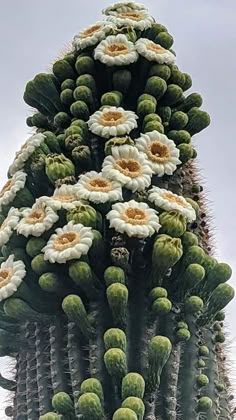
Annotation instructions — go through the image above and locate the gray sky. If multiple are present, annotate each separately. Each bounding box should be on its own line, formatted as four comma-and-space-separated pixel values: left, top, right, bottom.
0, 0, 236, 416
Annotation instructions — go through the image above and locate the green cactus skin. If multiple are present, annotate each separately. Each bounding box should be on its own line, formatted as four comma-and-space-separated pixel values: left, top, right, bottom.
0, 4, 234, 420
0, 373, 16, 391
35, 323, 53, 416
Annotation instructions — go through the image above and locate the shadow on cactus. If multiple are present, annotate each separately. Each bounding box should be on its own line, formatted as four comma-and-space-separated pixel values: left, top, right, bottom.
0, 1, 234, 419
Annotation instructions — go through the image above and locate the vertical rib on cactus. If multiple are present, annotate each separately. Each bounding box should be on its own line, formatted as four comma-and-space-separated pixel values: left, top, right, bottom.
25, 323, 39, 419
14, 354, 27, 420
35, 322, 53, 415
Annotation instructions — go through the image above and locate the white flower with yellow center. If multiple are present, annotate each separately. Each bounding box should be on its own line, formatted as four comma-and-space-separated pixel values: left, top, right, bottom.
76, 171, 123, 204
0, 255, 26, 302
135, 38, 176, 64
103, 1, 147, 15
0, 208, 20, 247
106, 10, 154, 31
88, 106, 138, 139
94, 34, 138, 66
42, 222, 93, 264
148, 187, 196, 222
73, 22, 116, 51
107, 200, 160, 238
17, 202, 59, 238
0, 171, 27, 211
102, 145, 153, 192
38, 184, 82, 211
135, 131, 181, 176
9, 133, 45, 176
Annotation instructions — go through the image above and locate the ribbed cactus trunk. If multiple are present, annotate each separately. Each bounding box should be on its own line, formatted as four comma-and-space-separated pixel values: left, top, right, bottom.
0, 2, 234, 420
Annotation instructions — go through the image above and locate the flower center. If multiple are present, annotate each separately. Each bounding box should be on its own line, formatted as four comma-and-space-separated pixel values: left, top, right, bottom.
162, 192, 188, 207
25, 209, 45, 225
100, 111, 125, 126
105, 43, 129, 56
53, 232, 80, 251
146, 141, 170, 163
0, 269, 12, 288
147, 43, 166, 54
122, 207, 148, 225
87, 178, 112, 192
119, 11, 143, 21
0, 180, 13, 198
115, 159, 142, 178
54, 194, 77, 203
81, 24, 103, 38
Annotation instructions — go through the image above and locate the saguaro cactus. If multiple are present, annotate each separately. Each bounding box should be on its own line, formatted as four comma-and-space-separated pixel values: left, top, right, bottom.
0, 2, 234, 419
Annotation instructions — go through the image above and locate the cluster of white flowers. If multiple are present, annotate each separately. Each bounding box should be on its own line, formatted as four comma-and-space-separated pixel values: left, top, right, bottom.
9, 134, 45, 176
0, 170, 27, 211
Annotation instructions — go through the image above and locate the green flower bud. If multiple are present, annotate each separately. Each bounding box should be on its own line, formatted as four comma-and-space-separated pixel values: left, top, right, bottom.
3, 298, 46, 322
155, 31, 174, 49
167, 130, 191, 145
45, 153, 75, 184
159, 211, 187, 237
73, 86, 94, 107
215, 332, 225, 343
182, 246, 205, 268
186, 110, 211, 136
137, 100, 157, 119
26, 237, 47, 258
185, 296, 204, 314
207, 263, 232, 288
88, 230, 105, 266
65, 134, 84, 152
196, 359, 206, 368
104, 348, 127, 380
145, 76, 167, 100
56, 134, 66, 149
106, 283, 128, 326
162, 84, 184, 106
38, 272, 61, 293
122, 373, 145, 400
170, 111, 189, 130
183, 264, 205, 291
151, 234, 183, 286
176, 328, 191, 341
70, 101, 90, 120
61, 78, 76, 90
52, 392, 74, 415
152, 298, 172, 315
104, 136, 134, 156
78, 392, 104, 419
196, 374, 209, 388
178, 143, 193, 164
214, 311, 225, 322
70, 119, 89, 136
213, 322, 222, 332
185, 198, 199, 215
122, 397, 145, 420
112, 69, 132, 94
201, 255, 217, 274
113, 408, 138, 420
81, 379, 104, 404
196, 396, 213, 413
101, 91, 123, 107
62, 295, 92, 337
75, 56, 95, 75
215, 383, 225, 392
69, 261, 97, 298
156, 106, 171, 124
143, 120, 164, 134
72, 145, 92, 169
104, 266, 126, 287
169, 69, 186, 88
149, 64, 171, 81
31, 254, 51, 275
143, 113, 162, 126
147, 336, 172, 392
54, 112, 71, 129
199, 346, 209, 357
181, 232, 199, 248
149, 287, 168, 302
199, 284, 235, 326
76, 74, 96, 94
137, 94, 157, 105
39, 413, 61, 420
65, 125, 84, 138
177, 321, 188, 330
104, 328, 127, 352
66, 204, 98, 229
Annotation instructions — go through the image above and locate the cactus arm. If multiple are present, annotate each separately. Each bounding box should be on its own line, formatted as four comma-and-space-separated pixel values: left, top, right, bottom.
25, 322, 40, 419
49, 318, 71, 394
35, 322, 53, 416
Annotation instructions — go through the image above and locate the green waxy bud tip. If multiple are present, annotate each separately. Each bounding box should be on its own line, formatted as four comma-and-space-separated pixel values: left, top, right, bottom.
104, 328, 127, 352
149, 287, 168, 301
39, 413, 61, 420
176, 328, 191, 341
152, 298, 172, 315
122, 397, 145, 420
104, 266, 126, 286
81, 378, 104, 403
78, 392, 104, 418
122, 373, 145, 400
196, 374, 209, 387
196, 396, 213, 413
52, 392, 73, 414
112, 408, 138, 420
185, 296, 204, 314
177, 321, 188, 330
104, 348, 127, 379
199, 345, 209, 357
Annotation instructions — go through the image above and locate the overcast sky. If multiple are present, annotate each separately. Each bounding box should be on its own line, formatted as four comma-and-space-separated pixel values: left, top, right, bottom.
0, 0, 236, 417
